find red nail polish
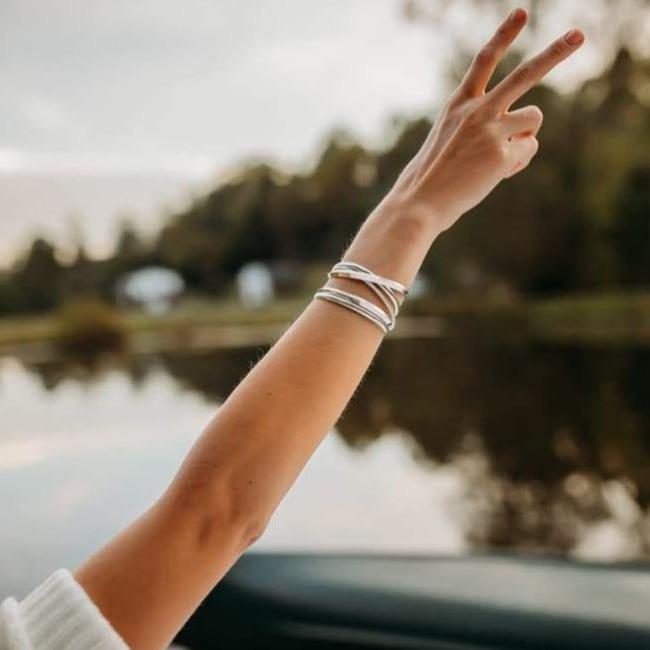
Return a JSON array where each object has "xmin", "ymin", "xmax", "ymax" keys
[{"xmin": 565, "ymin": 29, "xmax": 584, "ymax": 45}]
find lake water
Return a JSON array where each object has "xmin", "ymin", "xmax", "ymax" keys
[{"xmin": 2, "ymin": 337, "xmax": 649, "ymax": 598}]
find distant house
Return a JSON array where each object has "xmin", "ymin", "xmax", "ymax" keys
[
  {"xmin": 236, "ymin": 262, "xmax": 274, "ymax": 309},
  {"xmin": 235, "ymin": 260, "xmax": 304, "ymax": 309},
  {"xmin": 409, "ymin": 273, "xmax": 430, "ymax": 299},
  {"xmin": 116, "ymin": 266, "xmax": 185, "ymax": 314}
]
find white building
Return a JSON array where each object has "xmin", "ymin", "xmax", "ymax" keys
[
  {"xmin": 236, "ymin": 261, "xmax": 274, "ymax": 309},
  {"xmin": 117, "ymin": 266, "xmax": 185, "ymax": 314}
]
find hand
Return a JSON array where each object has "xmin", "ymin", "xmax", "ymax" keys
[{"xmin": 387, "ymin": 8, "xmax": 584, "ymax": 235}]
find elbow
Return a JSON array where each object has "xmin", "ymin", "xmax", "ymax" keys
[
  {"xmin": 162, "ymin": 479, "xmax": 271, "ymax": 556},
  {"xmin": 194, "ymin": 513, "xmax": 267, "ymax": 556},
  {"xmin": 199, "ymin": 500, "xmax": 269, "ymax": 552}
]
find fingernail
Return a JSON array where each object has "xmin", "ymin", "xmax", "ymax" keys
[
  {"xmin": 510, "ymin": 8, "xmax": 526, "ymax": 21},
  {"xmin": 565, "ymin": 29, "xmax": 584, "ymax": 45}
]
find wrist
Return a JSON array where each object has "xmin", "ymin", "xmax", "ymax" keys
[
  {"xmin": 374, "ymin": 190, "xmax": 451, "ymax": 243},
  {"xmin": 341, "ymin": 188, "xmax": 452, "ymax": 289}
]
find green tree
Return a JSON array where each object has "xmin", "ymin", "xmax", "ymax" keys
[
  {"xmin": 9, "ymin": 238, "xmax": 63, "ymax": 313},
  {"xmin": 613, "ymin": 166, "xmax": 650, "ymax": 286}
]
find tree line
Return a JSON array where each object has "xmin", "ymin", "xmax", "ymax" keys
[{"xmin": 0, "ymin": 48, "xmax": 648, "ymax": 316}]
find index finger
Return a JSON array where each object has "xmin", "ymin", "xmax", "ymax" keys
[
  {"xmin": 487, "ymin": 28, "xmax": 584, "ymax": 110},
  {"xmin": 460, "ymin": 8, "xmax": 528, "ymax": 97}
]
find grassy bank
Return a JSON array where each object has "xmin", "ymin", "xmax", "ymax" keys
[
  {"xmin": 2, "ymin": 292, "xmax": 650, "ymax": 352},
  {"xmin": 526, "ymin": 292, "xmax": 650, "ymax": 344},
  {"xmin": 0, "ymin": 296, "xmax": 308, "ymax": 352}
]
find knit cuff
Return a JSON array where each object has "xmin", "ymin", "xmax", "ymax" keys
[{"xmin": 5, "ymin": 569, "xmax": 129, "ymax": 649}]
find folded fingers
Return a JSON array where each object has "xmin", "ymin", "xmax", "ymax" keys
[
  {"xmin": 503, "ymin": 135, "xmax": 539, "ymax": 177},
  {"xmin": 501, "ymin": 105, "xmax": 544, "ymax": 137}
]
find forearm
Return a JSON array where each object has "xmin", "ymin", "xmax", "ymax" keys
[
  {"xmin": 167, "ymin": 197, "xmax": 441, "ymax": 527},
  {"xmin": 75, "ymin": 198, "xmax": 442, "ymax": 649}
]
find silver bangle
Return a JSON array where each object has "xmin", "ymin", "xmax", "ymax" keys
[
  {"xmin": 314, "ymin": 286, "xmax": 392, "ymax": 333},
  {"xmin": 314, "ymin": 262, "xmax": 408, "ymax": 333}
]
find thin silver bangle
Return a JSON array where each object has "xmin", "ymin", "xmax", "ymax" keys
[
  {"xmin": 329, "ymin": 262, "xmax": 408, "ymax": 297},
  {"xmin": 314, "ymin": 286, "xmax": 392, "ymax": 333}
]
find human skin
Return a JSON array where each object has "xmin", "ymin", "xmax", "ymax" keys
[{"xmin": 74, "ymin": 9, "xmax": 584, "ymax": 649}]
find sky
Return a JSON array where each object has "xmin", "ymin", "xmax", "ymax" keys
[{"xmin": 0, "ymin": 0, "xmax": 608, "ymax": 262}]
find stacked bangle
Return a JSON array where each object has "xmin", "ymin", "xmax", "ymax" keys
[{"xmin": 314, "ymin": 261, "xmax": 408, "ymax": 334}]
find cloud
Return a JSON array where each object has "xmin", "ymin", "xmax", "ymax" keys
[
  {"xmin": 0, "ymin": 148, "xmax": 216, "ymax": 178},
  {"xmin": 0, "ymin": 0, "xmax": 439, "ymax": 165},
  {"xmin": 16, "ymin": 96, "xmax": 84, "ymax": 137}
]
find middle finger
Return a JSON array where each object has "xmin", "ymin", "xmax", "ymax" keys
[{"xmin": 486, "ymin": 29, "xmax": 584, "ymax": 111}]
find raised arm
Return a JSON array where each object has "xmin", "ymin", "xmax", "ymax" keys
[{"xmin": 75, "ymin": 10, "xmax": 583, "ymax": 649}]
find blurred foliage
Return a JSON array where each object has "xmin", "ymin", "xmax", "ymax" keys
[
  {"xmin": 54, "ymin": 300, "xmax": 126, "ymax": 354},
  {"xmin": 402, "ymin": 0, "xmax": 650, "ymax": 56},
  {"xmin": 0, "ymin": 45, "xmax": 648, "ymax": 316},
  {"xmin": 1, "ymin": 239, "xmax": 62, "ymax": 313}
]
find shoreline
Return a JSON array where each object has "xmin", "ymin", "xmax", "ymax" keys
[{"xmin": 1, "ymin": 292, "xmax": 650, "ymax": 362}]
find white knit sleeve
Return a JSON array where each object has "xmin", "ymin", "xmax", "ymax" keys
[{"xmin": 0, "ymin": 569, "xmax": 129, "ymax": 650}]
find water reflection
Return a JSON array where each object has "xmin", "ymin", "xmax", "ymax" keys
[
  {"xmin": 4, "ymin": 336, "xmax": 650, "ymax": 588},
  {"xmin": 336, "ymin": 339, "xmax": 650, "ymax": 557},
  {"xmin": 153, "ymin": 339, "xmax": 650, "ymax": 558},
  {"xmin": 0, "ymin": 354, "xmax": 467, "ymax": 599}
]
